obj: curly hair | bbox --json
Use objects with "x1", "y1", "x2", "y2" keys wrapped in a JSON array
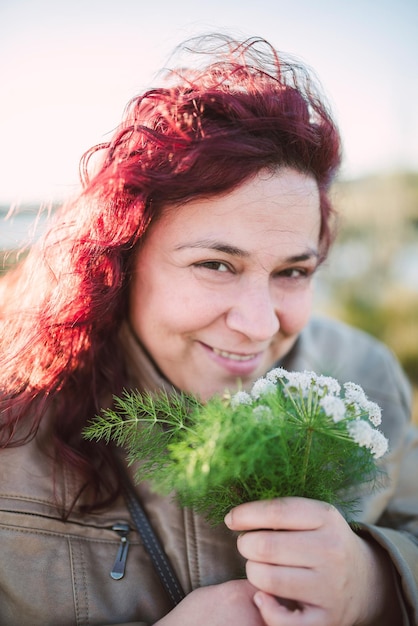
[{"x1": 0, "y1": 34, "x2": 342, "y2": 514}]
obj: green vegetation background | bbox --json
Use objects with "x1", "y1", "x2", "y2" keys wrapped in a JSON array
[
  {"x1": 316, "y1": 172, "x2": 418, "y2": 425},
  {"x1": 1, "y1": 171, "x2": 418, "y2": 424}
]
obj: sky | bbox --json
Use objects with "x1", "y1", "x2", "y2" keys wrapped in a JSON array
[{"x1": 1, "y1": 0, "x2": 417, "y2": 204}]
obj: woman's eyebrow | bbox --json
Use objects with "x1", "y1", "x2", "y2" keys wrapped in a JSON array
[
  {"x1": 174, "y1": 240, "x2": 319, "y2": 262},
  {"x1": 174, "y1": 240, "x2": 250, "y2": 257},
  {"x1": 287, "y1": 251, "x2": 320, "y2": 263}
]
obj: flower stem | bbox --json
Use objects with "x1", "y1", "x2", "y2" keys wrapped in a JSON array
[{"x1": 301, "y1": 427, "x2": 313, "y2": 492}]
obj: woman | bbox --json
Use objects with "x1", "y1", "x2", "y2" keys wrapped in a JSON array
[{"x1": 0, "y1": 34, "x2": 417, "y2": 625}]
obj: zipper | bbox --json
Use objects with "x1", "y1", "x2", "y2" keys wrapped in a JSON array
[
  {"x1": 110, "y1": 522, "x2": 131, "y2": 580},
  {"x1": 0, "y1": 508, "x2": 133, "y2": 581}
]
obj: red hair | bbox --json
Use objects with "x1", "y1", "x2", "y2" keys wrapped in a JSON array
[{"x1": 0, "y1": 34, "x2": 341, "y2": 514}]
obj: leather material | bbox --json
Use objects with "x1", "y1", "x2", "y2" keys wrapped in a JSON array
[
  {"x1": 0, "y1": 315, "x2": 417, "y2": 625},
  {"x1": 122, "y1": 473, "x2": 186, "y2": 606}
]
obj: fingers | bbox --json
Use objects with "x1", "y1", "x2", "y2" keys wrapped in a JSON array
[
  {"x1": 225, "y1": 497, "x2": 338, "y2": 532},
  {"x1": 223, "y1": 498, "x2": 372, "y2": 625},
  {"x1": 237, "y1": 529, "x2": 318, "y2": 567},
  {"x1": 253, "y1": 592, "x2": 320, "y2": 626},
  {"x1": 249, "y1": 561, "x2": 315, "y2": 602}
]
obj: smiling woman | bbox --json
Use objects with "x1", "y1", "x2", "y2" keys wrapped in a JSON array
[
  {"x1": 0, "y1": 33, "x2": 417, "y2": 626},
  {"x1": 129, "y1": 169, "x2": 320, "y2": 400}
]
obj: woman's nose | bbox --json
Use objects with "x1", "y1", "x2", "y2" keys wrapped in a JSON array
[{"x1": 225, "y1": 282, "x2": 280, "y2": 342}]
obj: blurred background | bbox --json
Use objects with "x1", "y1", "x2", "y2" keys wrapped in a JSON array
[{"x1": 1, "y1": 0, "x2": 417, "y2": 421}]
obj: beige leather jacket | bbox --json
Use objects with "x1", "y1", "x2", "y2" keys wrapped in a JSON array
[{"x1": 0, "y1": 316, "x2": 417, "y2": 625}]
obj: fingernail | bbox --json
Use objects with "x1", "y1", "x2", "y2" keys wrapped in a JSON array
[
  {"x1": 224, "y1": 512, "x2": 232, "y2": 526},
  {"x1": 253, "y1": 592, "x2": 263, "y2": 608}
]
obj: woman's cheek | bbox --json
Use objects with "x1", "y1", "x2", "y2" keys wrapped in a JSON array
[{"x1": 280, "y1": 288, "x2": 313, "y2": 335}]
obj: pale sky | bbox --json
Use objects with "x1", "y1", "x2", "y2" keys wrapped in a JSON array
[{"x1": 1, "y1": 0, "x2": 417, "y2": 204}]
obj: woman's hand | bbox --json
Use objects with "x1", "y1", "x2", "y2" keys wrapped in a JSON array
[
  {"x1": 224, "y1": 497, "x2": 401, "y2": 626},
  {"x1": 155, "y1": 579, "x2": 265, "y2": 626}
]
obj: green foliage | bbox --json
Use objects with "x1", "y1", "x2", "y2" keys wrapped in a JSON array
[
  {"x1": 83, "y1": 389, "x2": 201, "y2": 469},
  {"x1": 84, "y1": 370, "x2": 387, "y2": 526},
  {"x1": 333, "y1": 290, "x2": 418, "y2": 386}
]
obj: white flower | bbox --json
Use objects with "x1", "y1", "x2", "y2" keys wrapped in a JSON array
[
  {"x1": 343, "y1": 383, "x2": 382, "y2": 426},
  {"x1": 230, "y1": 390, "x2": 252, "y2": 408},
  {"x1": 251, "y1": 377, "x2": 277, "y2": 399},
  {"x1": 347, "y1": 419, "x2": 374, "y2": 449},
  {"x1": 265, "y1": 367, "x2": 287, "y2": 383},
  {"x1": 344, "y1": 382, "x2": 368, "y2": 408},
  {"x1": 320, "y1": 394, "x2": 346, "y2": 422},
  {"x1": 346, "y1": 420, "x2": 388, "y2": 459},
  {"x1": 252, "y1": 405, "x2": 273, "y2": 422},
  {"x1": 345, "y1": 401, "x2": 362, "y2": 419},
  {"x1": 283, "y1": 371, "x2": 315, "y2": 397},
  {"x1": 370, "y1": 429, "x2": 389, "y2": 459},
  {"x1": 316, "y1": 375, "x2": 341, "y2": 397},
  {"x1": 365, "y1": 400, "x2": 382, "y2": 427}
]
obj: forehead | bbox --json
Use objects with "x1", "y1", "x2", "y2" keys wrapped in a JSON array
[{"x1": 154, "y1": 168, "x2": 321, "y2": 242}]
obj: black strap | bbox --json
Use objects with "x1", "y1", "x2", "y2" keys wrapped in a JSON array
[{"x1": 122, "y1": 478, "x2": 186, "y2": 607}]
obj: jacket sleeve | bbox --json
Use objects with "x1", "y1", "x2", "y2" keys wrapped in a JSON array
[
  {"x1": 293, "y1": 317, "x2": 418, "y2": 624},
  {"x1": 352, "y1": 337, "x2": 418, "y2": 625},
  {"x1": 350, "y1": 335, "x2": 418, "y2": 625},
  {"x1": 359, "y1": 423, "x2": 418, "y2": 626}
]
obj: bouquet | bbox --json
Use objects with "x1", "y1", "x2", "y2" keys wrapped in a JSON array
[{"x1": 84, "y1": 368, "x2": 388, "y2": 525}]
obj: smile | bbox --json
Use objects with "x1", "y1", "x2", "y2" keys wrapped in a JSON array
[{"x1": 212, "y1": 347, "x2": 258, "y2": 361}]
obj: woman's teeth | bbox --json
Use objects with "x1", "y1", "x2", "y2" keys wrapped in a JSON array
[{"x1": 212, "y1": 348, "x2": 256, "y2": 361}]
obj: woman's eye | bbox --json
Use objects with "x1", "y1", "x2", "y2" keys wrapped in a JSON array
[
  {"x1": 276, "y1": 267, "x2": 310, "y2": 279},
  {"x1": 195, "y1": 261, "x2": 230, "y2": 272}
]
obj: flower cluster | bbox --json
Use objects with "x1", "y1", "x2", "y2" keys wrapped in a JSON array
[
  {"x1": 84, "y1": 368, "x2": 389, "y2": 525},
  {"x1": 232, "y1": 369, "x2": 388, "y2": 459}
]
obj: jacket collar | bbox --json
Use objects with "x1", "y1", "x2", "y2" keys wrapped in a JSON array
[{"x1": 118, "y1": 320, "x2": 175, "y2": 394}]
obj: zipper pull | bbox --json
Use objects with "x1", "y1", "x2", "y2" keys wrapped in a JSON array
[{"x1": 111, "y1": 522, "x2": 130, "y2": 580}]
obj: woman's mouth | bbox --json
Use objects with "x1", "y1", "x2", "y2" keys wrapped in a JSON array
[
  {"x1": 200, "y1": 342, "x2": 264, "y2": 376},
  {"x1": 212, "y1": 347, "x2": 258, "y2": 362}
]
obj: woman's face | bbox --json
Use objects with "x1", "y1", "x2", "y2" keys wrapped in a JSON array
[{"x1": 129, "y1": 168, "x2": 321, "y2": 401}]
